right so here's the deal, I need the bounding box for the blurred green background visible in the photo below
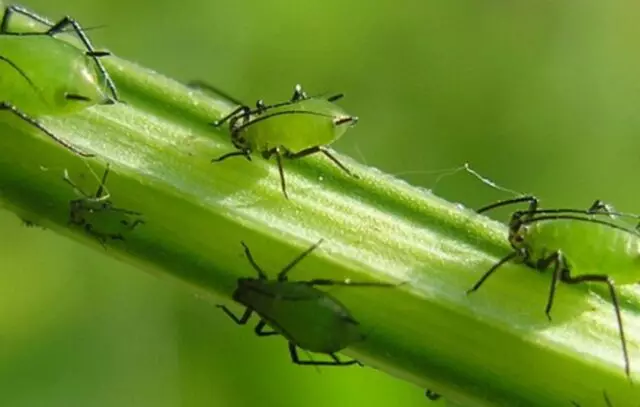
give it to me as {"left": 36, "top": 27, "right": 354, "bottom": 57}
{"left": 2, "top": 0, "right": 640, "bottom": 406}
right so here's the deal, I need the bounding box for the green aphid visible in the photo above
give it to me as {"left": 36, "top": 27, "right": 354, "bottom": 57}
{"left": 0, "top": 4, "right": 119, "bottom": 156}
{"left": 218, "top": 239, "right": 399, "bottom": 366}
{"left": 468, "top": 196, "right": 639, "bottom": 378}
{"left": 64, "top": 164, "right": 144, "bottom": 245}
{"left": 193, "top": 82, "right": 358, "bottom": 199}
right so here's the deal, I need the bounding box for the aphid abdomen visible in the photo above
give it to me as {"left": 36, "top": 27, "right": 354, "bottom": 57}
{"left": 247, "top": 111, "right": 335, "bottom": 154}
{"left": 0, "top": 36, "right": 105, "bottom": 116}
{"left": 527, "top": 220, "right": 640, "bottom": 283}
{"left": 234, "top": 280, "right": 362, "bottom": 354}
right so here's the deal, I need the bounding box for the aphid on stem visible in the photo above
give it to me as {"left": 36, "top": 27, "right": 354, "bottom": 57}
{"left": 468, "top": 196, "right": 639, "bottom": 379}
{"left": 190, "top": 82, "right": 359, "bottom": 199}
{"left": 218, "top": 239, "right": 401, "bottom": 366}
{"left": 0, "top": 4, "right": 120, "bottom": 156}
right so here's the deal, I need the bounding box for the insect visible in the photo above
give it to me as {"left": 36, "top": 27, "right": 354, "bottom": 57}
{"left": 425, "top": 390, "right": 442, "bottom": 401}
{"left": 218, "top": 239, "right": 400, "bottom": 366}
{"left": 0, "top": 4, "right": 120, "bottom": 156}
{"left": 467, "top": 195, "right": 638, "bottom": 378}
{"left": 63, "top": 164, "right": 144, "bottom": 245}
{"left": 194, "top": 82, "right": 358, "bottom": 199}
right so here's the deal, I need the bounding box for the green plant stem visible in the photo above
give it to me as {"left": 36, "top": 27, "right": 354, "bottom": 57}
{"left": 1, "top": 5, "right": 638, "bottom": 406}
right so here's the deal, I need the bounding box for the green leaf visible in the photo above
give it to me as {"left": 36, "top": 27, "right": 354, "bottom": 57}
{"left": 0, "top": 3, "right": 637, "bottom": 406}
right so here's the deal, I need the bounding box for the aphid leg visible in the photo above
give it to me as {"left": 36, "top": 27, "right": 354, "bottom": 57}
{"left": 0, "top": 5, "right": 120, "bottom": 102}
{"left": 119, "top": 218, "right": 145, "bottom": 231}
{"left": 603, "top": 391, "right": 613, "bottom": 407}
{"left": 326, "top": 93, "right": 344, "bottom": 102}
{"left": 287, "top": 343, "right": 360, "bottom": 366}
{"left": 240, "top": 241, "right": 268, "bottom": 279}
{"left": 0, "top": 102, "right": 93, "bottom": 157}
{"left": 284, "top": 145, "right": 359, "bottom": 179}
{"left": 217, "top": 305, "right": 253, "bottom": 325}
{"left": 276, "top": 239, "right": 325, "bottom": 282}
{"left": 476, "top": 195, "right": 539, "bottom": 215}
{"left": 93, "top": 164, "right": 111, "bottom": 199}
{"left": 212, "top": 150, "right": 252, "bottom": 163}
{"left": 109, "top": 207, "right": 144, "bottom": 217}
{"left": 47, "top": 17, "right": 119, "bottom": 102}
{"left": 534, "top": 251, "right": 566, "bottom": 321}
{"left": 213, "top": 105, "right": 250, "bottom": 127}
{"left": 262, "top": 147, "right": 289, "bottom": 199}
{"left": 1, "top": 4, "right": 53, "bottom": 33}
{"left": 466, "top": 251, "right": 521, "bottom": 294}
{"left": 562, "top": 272, "right": 630, "bottom": 379}
{"left": 588, "top": 200, "right": 614, "bottom": 215}
{"left": 254, "top": 319, "right": 279, "bottom": 337}
{"left": 186, "top": 80, "right": 244, "bottom": 106}
{"left": 425, "top": 390, "right": 442, "bottom": 401}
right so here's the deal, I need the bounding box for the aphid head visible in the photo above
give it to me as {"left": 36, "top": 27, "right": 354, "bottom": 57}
{"left": 232, "top": 277, "right": 261, "bottom": 304}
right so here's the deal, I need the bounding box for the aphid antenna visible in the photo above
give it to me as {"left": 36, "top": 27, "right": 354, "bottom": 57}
{"left": 186, "top": 80, "right": 245, "bottom": 106}
{"left": 276, "top": 239, "right": 325, "bottom": 281}
{"left": 240, "top": 241, "right": 269, "bottom": 280}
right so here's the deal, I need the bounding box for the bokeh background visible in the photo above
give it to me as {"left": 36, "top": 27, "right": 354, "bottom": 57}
{"left": 2, "top": 1, "right": 640, "bottom": 406}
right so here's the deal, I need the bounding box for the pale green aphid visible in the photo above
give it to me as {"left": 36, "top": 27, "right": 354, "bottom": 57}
{"left": 218, "top": 239, "right": 399, "bottom": 366}
{"left": 467, "top": 196, "right": 639, "bottom": 378}
{"left": 64, "top": 164, "right": 144, "bottom": 245}
{"left": 194, "top": 83, "right": 358, "bottom": 199}
{"left": 0, "top": 4, "right": 119, "bottom": 156}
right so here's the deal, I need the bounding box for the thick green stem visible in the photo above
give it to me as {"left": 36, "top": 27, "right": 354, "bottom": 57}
{"left": 1, "top": 4, "right": 638, "bottom": 406}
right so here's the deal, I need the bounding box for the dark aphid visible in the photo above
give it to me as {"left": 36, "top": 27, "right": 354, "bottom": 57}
{"left": 467, "top": 196, "right": 639, "bottom": 378}
{"left": 64, "top": 164, "right": 144, "bottom": 245}
{"left": 218, "top": 239, "right": 400, "bottom": 366}
{"left": 191, "top": 82, "right": 358, "bottom": 199}
{"left": 425, "top": 389, "right": 442, "bottom": 401}
{"left": 0, "top": 4, "right": 119, "bottom": 156}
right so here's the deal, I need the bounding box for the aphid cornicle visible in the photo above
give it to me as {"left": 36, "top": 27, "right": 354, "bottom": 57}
{"left": 64, "top": 164, "right": 144, "bottom": 245}
{"left": 218, "top": 239, "right": 399, "bottom": 366}
{"left": 0, "top": 4, "right": 120, "bottom": 156}
{"left": 467, "top": 196, "right": 638, "bottom": 378}
{"left": 193, "top": 82, "right": 358, "bottom": 199}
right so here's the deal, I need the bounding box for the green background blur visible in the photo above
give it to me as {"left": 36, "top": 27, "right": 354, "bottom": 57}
{"left": 2, "top": 1, "right": 640, "bottom": 406}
